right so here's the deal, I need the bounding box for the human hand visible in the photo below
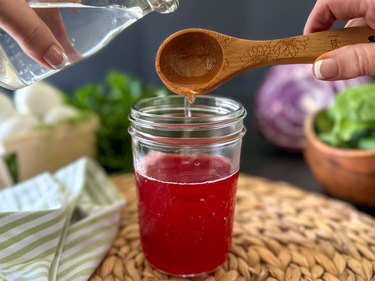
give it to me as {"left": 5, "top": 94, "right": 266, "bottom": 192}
{"left": 304, "top": 0, "right": 375, "bottom": 80}
{"left": 0, "top": 0, "right": 68, "bottom": 69}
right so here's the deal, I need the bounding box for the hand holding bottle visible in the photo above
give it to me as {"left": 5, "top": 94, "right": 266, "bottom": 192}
{"left": 304, "top": 0, "right": 375, "bottom": 80}
{"left": 0, "top": 0, "right": 69, "bottom": 69}
{"left": 0, "top": 0, "right": 178, "bottom": 90}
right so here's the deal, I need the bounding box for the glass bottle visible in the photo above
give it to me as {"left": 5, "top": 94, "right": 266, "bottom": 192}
{"left": 128, "top": 95, "right": 247, "bottom": 277}
{"left": 0, "top": 0, "right": 179, "bottom": 90}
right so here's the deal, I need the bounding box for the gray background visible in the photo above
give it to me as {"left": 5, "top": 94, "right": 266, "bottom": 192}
{"left": 47, "top": 0, "right": 326, "bottom": 191}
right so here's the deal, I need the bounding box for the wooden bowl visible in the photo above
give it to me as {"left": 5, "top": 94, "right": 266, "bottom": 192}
{"left": 304, "top": 113, "right": 375, "bottom": 205}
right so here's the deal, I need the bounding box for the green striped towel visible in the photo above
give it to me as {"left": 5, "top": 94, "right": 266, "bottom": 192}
{"left": 0, "top": 158, "right": 125, "bottom": 281}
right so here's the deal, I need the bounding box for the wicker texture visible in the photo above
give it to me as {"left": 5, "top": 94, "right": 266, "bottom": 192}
{"left": 90, "top": 174, "right": 375, "bottom": 281}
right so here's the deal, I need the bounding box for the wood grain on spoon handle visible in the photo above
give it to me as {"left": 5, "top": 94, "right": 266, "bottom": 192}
{"left": 225, "top": 26, "right": 375, "bottom": 71}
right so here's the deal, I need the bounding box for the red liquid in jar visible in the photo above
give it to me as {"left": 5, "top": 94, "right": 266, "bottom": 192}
{"left": 135, "top": 153, "right": 238, "bottom": 276}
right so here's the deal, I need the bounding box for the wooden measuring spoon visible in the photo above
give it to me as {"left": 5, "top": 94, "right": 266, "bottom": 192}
{"left": 155, "top": 26, "right": 375, "bottom": 100}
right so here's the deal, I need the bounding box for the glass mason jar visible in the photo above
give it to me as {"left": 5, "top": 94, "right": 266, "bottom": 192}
{"left": 128, "top": 95, "right": 246, "bottom": 277}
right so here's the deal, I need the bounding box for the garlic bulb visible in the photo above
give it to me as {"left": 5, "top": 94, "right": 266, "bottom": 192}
{"left": 14, "top": 82, "right": 63, "bottom": 119}
{"left": 43, "top": 105, "right": 80, "bottom": 125}
{"left": 0, "top": 92, "right": 16, "bottom": 123}
{"left": 0, "top": 114, "right": 40, "bottom": 141}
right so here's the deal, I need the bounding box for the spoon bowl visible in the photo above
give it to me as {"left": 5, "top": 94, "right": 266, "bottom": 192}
{"left": 156, "top": 27, "right": 375, "bottom": 98}
{"left": 158, "top": 31, "right": 224, "bottom": 83}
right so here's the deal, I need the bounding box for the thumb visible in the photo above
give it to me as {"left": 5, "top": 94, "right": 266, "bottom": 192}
{"left": 0, "top": 0, "right": 68, "bottom": 69}
{"left": 313, "top": 43, "right": 375, "bottom": 80}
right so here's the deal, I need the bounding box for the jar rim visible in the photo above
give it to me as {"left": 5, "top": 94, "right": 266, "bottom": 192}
{"left": 128, "top": 95, "right": 246, "bottom": 147}
{"left": 130, "top": 95, "right": 245, "bottom": 124}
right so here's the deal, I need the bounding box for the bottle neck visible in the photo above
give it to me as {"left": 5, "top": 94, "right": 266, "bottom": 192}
{"left": 147, "top": 0, "right": 179, "bottom": 13}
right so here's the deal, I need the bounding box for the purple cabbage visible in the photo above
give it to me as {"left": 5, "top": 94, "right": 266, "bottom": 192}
{"left": 255, "top": 64, "right": 371, "bottom": 152}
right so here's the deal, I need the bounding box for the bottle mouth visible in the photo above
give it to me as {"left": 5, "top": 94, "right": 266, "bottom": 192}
{"left": 129, "top": 95, "right": 247, "bottom": 146}
{"left": 149, "top": 0, "right": 179, "bottom": 13}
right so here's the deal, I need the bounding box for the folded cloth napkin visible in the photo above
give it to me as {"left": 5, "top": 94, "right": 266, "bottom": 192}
{"left": 0, "top": 158, "right": 126, "bottom": 281}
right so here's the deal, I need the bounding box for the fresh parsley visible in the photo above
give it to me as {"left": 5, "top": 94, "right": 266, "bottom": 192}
{"left": 64, "top": 71, "right": 169, "bottom": 173}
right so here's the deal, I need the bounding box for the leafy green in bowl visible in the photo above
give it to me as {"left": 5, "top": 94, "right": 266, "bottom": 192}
{"left": 314, "top": 83, "right": 375, "bottom": 149}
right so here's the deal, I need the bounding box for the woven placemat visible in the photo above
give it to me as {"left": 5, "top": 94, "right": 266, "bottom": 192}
{"left": 90, "top": 174, "right": 375, "bottom": 281}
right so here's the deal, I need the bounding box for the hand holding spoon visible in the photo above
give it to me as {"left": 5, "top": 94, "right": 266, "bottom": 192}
{"left": 155, "top": 27, "right": 375, "bottom": 100}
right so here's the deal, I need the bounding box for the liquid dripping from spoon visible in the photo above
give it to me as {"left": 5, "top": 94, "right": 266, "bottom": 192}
{"left": 184, "top": 96, "right": 195, "bottom": 118}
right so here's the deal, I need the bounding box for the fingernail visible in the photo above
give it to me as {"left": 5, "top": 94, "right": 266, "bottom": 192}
{"left": 314, "top": 59, "right": 338, "bottom": 79}
{"left": 43, "top": 45, "right": 69, "bottom": 69}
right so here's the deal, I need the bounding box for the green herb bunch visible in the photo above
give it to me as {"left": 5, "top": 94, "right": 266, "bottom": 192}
{"left": 315, "top": 83, "right": 375, "bottom": 149}
{"left": 64, "top": 71, "right": 169, "bottom": 173}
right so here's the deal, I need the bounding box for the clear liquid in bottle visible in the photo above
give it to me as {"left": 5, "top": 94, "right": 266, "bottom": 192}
{"left": 0, "top": 0, "right": 178, "bottom": 90}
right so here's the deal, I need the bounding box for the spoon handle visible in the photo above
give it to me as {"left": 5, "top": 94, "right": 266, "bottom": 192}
{"left": 276, "top": 26, "right": 373, "bottom": 62}
{"left": 234, "top": 26, "right": 375, "bottom": 68}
